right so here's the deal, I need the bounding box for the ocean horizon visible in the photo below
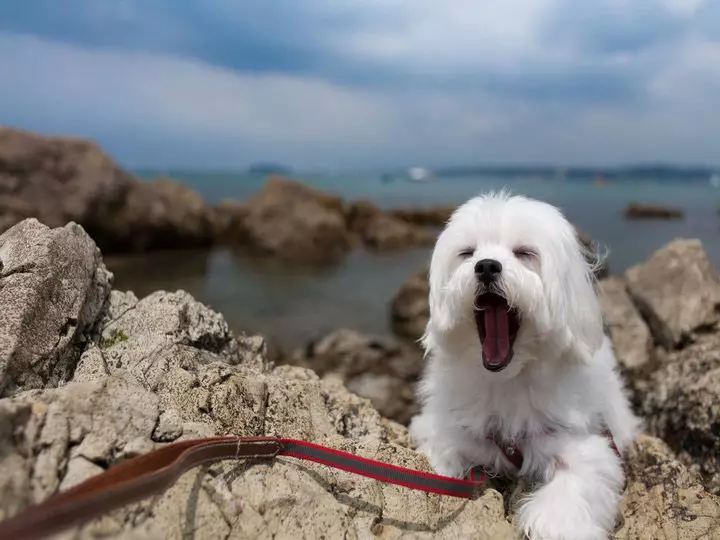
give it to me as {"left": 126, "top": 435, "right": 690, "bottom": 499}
{"left": 106, "top": 171, "right": 720, "bottom": 350}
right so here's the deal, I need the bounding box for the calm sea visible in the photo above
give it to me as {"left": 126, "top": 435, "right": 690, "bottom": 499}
{"left": 105, "top": 172, "right": 720, "bottom": 350}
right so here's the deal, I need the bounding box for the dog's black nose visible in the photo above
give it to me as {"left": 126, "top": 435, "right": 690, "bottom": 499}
{"left": 475, "top": 258, "right": 502, "bottom": 283}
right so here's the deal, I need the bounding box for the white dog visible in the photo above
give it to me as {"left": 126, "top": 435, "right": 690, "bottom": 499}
{"left": 409, "top": 191, "right": 641, "bottom": 540}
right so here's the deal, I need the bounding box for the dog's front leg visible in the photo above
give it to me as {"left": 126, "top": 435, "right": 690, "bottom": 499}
{"left": 409, "top": 413, "right": 476, "bottom": 478}
{"left": 516, "top": 434, "right": 625, "bottom": 540}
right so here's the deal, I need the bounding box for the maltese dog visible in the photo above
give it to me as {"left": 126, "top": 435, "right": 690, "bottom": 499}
{"left": 409, "top": 191, "right": 640, "bottom": 540}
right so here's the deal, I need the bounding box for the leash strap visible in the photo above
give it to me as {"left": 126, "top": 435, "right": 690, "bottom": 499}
{"left": 0, "top": 436, "right": 486, "bottom": 540}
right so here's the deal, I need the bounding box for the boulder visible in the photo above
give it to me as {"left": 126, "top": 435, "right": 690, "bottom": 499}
{"left": 224, "top": 183, "right": 439, "bottom": 261}
{"left": 288, "top": 329, "right": 423, "bottom": 424}
{"left": 637, "top": 331, "right": 720, "bottom": 495}
{"left": 91, "top": 177, "right": 219, "bottom": 252}
{"left": 214, "top": 198, "right": 250, "bottom": 242}
{"left": 624, "top": 239, "right": 720, "bottom": 349}
{"left": 624, "top": 203, "right": 684, "bottom": 220}
{"left": 390, "top": 266, "right": 430, "bottom": 342}
{"left": 610, "top": 238, "right": 720, "bottom": 495}
{"left": 598, "top": 276, "right": 653, "bottom": 373}
{"left": 0, "top": 127, "right": 216, "bottom": 253}
{"left": 345, "top": 200, "right": 437, "bottom": 251}
{"left": 617, "top": 434, "right": 720, "bottom": 538}
{"left": 0, "top": 219, "right": 111, "bottom": 397}
{"left": 227, "top": 176, "right": 353, "bottom": 264}
{"left": 0, "top": 219, "right": 718, "bottom": 539}
{"left": 0, "top": 219, "right": 514, "bottom": 538}
{"left": 389, "top": 205, "right": 456, "bottom": 227}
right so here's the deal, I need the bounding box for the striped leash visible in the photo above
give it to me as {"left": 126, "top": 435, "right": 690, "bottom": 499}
{"left": 0, "top": 436, "right": 487, "bottom": 540}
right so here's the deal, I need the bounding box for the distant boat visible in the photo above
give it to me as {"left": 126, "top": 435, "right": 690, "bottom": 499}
{"left": 710, "top": 173, "right": 720, "bottom": 188}
{"left": 407, "top": 167, "right": 431, "bottom": 181}
{"left": 595, "top": 175, "right": 608, "bottom": 188}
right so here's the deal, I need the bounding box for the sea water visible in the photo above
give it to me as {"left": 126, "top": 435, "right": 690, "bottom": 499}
{"left": 107, "top": 171, "right": 720, "bottom": 349}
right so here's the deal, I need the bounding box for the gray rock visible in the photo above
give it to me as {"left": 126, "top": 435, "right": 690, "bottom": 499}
{"left": 638, "top": 331, "right": 720, "bottom": 495}
{"left": 153, "top": 409, "right": 184, "bottom": 442}
{"left": 625, "top": 239, "right": 720, "bottom": 349}
{"left": 617, "top": 434, "right": 720, "bottom": 538}
{"left": 0, "top": 328, "right": 516, "bottom": 540}
{"left": 598, "top": 276, "right": 653, "bottom": 372}
{"left": 0, "top": 128, "right": 217, "bottom": 253}
{"left": 1, "top": 221, "right": 719, "bottom": 539}
{"left": 390, "top": 266, "right": 430, "bottom": 343}
{"left": 0, "top": 219, "right": 112, "bottom": 396}
{"left": 288, "top": 329, "right": 422, "bottom": 424}
{"left": 345, "top": 200, "right": 437, "bottom": 251}
{"left": 225, "top": 176, "right": 353, "bottom": 265}
{"left": 59, "top": 457, "right": 105, "bottom": 492}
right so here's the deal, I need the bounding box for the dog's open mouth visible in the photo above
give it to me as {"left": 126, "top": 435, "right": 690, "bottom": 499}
{"left": 474, "top": 293, "right": 521, "bottom": 372}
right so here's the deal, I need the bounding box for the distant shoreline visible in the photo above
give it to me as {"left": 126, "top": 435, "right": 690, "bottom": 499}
{"left": 135, "top": 165, "right": 720, "bottom": 184}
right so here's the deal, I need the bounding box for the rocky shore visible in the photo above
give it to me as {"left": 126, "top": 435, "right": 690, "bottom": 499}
{"left": 0, "top": 127, "right": 625, "bottom": 274}
{"left": 1, "top": 127, "right": 719, "bottom": 538}
{"left": 0, "top": 128, "right": 440, "bottom": 263}
{"left": 1, "top": 219, "right": 719, "bottom": 539}
{"left": 0, "top": 128, "right": 219, "bottom": 253}
{"left": 219, "top": 176, "right": 439, "bottom": 264}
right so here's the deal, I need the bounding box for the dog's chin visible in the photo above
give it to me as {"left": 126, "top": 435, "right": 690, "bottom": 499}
{"left": 474, "top": 292, "right": 521, "bottom": 372}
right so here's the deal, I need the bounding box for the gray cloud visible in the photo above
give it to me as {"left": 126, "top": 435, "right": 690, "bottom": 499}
{"left": 0, "top": 1, "right": 718, "bottom": 167}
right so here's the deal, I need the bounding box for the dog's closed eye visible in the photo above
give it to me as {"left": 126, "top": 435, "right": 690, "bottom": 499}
{"left": 459, "top": 248, "right": 475, "bottom": 259}
{"left": 513, "top": 246, "right": 538, "bottom": 259}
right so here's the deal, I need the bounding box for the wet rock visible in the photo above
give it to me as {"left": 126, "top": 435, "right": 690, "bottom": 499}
{"left": 0, "top": 128, "right": 216, "bottom": 253}
{"left": 92, "top": 177, "right": 219, "bottom": 252}
{"left": 389, "top": 205, "right": 456, "bottom": 227}
{"left": 390, "top": 266, "right": 430, "bottom": 342}
{"left": 346, "top": 200, "right": 437, "bottom": 251}
{"left": 227, "top": 176, "right": 353, "bottom": 264}
{"left": 624, "top": 202, "right": 684, "bottom": 220}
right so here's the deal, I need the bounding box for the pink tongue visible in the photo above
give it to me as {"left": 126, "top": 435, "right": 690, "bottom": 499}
{"left": 483, "top": 304, "right": 510, "bottom": 366}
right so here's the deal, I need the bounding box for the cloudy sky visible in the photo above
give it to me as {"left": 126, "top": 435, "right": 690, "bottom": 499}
{"left": 0, "top": 1, "right": 718, "bottom": 169}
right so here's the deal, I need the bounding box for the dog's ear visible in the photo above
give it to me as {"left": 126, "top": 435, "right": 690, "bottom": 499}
{"left": 427, "top": 262, "right": 454, "bottom": 335}
{"left": 544, "top": 231, "right": 605, "bottom": 363}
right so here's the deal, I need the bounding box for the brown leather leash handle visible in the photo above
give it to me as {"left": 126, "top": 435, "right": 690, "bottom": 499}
{"left": 0, "top": 437, "right": 282, "bottom": 540}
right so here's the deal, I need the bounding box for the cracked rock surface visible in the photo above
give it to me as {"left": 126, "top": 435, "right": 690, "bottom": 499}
{"left": 0, "top": 219, "right": 718, "bottom": 539}
{"left": 0, "top": 218, "right": 112, "bottom": 397}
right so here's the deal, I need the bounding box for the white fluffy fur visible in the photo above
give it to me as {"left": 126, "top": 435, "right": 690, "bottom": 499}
{"left": 410, "top": 191, "right": 641, "bottom": 540}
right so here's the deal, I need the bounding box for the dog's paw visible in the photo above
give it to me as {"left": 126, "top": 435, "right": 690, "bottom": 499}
{"left": 420, "top": 445, "right": 469, "bottom": 478}
{"left": 431, "top": 454, "right": 468, "bottom": 478}
{"left": 517, "top": 492, "right": 611, "bottom": 540}
{"left": 410, "top": 413, "right": 471, "bottom": 478}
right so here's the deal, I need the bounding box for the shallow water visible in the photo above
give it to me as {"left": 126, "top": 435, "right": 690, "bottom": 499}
{"left": 109, "top": 173, "right": 720, "bottom": 350}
